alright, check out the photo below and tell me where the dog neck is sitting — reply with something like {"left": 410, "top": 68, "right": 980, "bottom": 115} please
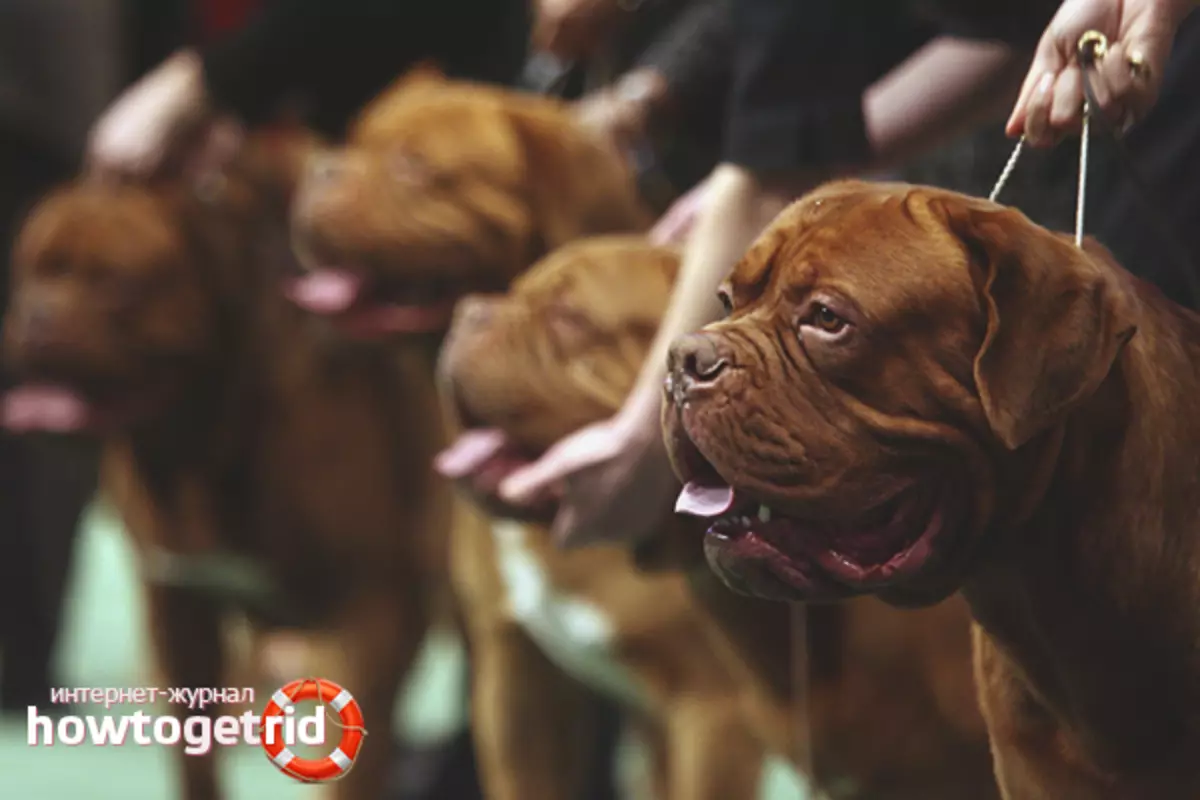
{"left": 118, "top": 223, "right": 289, "bottom": 538}
{"left": 962, "top": 290, "right": 1200, "bottom": 780}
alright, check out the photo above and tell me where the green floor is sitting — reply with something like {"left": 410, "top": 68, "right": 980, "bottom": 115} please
{"left": 0, "top": 505, "right": 808, "bottom": 800}
{"left": 0, "top": 502, "right": 468, "bottom": 799}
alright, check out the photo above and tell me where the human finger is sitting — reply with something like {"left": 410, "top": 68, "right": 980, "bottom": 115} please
{"left": 1007, "top": 33, "right": 1067, "bottom": 137}
{"left": 497, "top": 428, "right": 609, "bottom": 504}
{"left": 1098, "top": 39, "right": 1156, "bottom": 131}
{"left": 1022, "top": 71, "right": 1058, "bottom": 147}
{"left": 1049, "top": 64, "right": 1087, "bottom": 134}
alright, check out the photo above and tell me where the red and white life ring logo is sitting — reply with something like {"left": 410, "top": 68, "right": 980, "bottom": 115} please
{"left": 260, "top": 678, "right": 367, "bottom": 783}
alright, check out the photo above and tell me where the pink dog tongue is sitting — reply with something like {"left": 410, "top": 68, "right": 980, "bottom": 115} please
{"left": 675, "top": 481, "right": 737, "bottom": 518}
{"left": 2, "top": 385, "right": 91, "bottom": 432}
{"left": 285, "top": 269, "right": 364, "bottom": 314}
{"left": 434, "top": 428, "right": 511, "bottom": 478}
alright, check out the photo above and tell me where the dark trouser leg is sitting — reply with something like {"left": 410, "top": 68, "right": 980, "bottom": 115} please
{"left": 0, "top": 128, "right": 99, "bottom": 712}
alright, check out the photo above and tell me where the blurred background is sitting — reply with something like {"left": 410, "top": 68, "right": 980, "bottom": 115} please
{"left": 0, "top": 0, "right": 1120, "bottom": 797}
{"left": 0, "top": 497, "right": 472, "bottom": 798}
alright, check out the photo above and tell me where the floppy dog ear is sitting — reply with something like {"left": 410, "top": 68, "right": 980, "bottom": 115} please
{"left": 938, "top": 196, "right": 1137, "bottom": 450}
{"left": 399, "top": 60, "right": 446, "bottom": 85}
{"left": 347, "top": 63, "right": 446, "bottom": 145}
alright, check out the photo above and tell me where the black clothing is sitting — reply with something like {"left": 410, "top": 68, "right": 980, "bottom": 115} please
{"left": 1091, "top": 14, "right": 1200, "bottom": 308}
{"left": 722, "top": 0, "right": 1200, "bottom": 310}
{"left": 635, "top": 0, "right": 735, "bottom": 197}
{"left": 0, "top": 128, "right": 96, "bottom": 713}
{"left": 726, "top": 0, "right": 938, "bottom": 172}
{"left": 640, "top": 0, "right": 733, "bottom": 118}
{"left": 200, "top": 0, "right": 531, "bottom": 138}
{"left": 723, "top": 0, "right": 1060, "bottom": 172}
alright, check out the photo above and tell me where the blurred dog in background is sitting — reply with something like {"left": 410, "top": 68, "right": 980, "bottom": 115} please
{"left": 437, "top": 236, "right": 785, "bottom": 800}
{"left": 1, "top": 132, "right": 453, "bottom": 800}
{"left": 287, "top": 67, "right": 649, "bottom": 341}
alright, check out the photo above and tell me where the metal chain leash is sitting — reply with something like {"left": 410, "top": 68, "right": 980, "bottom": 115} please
{"left": 988, "top": 30, "right": 1200, "bottom": 309}
{"left": 989, "top": 30, "right": 1112, "bottom": 247}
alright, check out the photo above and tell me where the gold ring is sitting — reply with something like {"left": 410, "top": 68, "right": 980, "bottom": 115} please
{"left": 1078, "top": 30, "right": 1110, "bottom": 64}
{"left": 1127, "top": 51, "right": 1150, "bottom": 80}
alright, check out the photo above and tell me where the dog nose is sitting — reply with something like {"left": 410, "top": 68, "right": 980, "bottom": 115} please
{"left": 672, "top": 333, "right": 728, "bottom": 383}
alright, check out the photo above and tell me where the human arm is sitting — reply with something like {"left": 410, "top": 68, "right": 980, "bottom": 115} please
{"left": 88, "top": 0, "right": 527, "bottom": 175}
{"left": 634, "top": 0, "right": 734, "bottom": 124}
{"left": 648, "top": 0, "right": 1026, "bottom": 244}
{"left": 653, "top": 33, "right": 1028, "bottom": 242}
{"left": 534, "top": 0, "right": 634, "bottom": 63}
{"left": 574, "top": 0, "right": 733, "bottom": 154}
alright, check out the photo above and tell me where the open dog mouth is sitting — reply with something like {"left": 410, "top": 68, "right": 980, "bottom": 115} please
{"left": 434, "top": 427, "right": 530, "bottom": 490}
{"left": 433, "top": 425, "right": 559, "bottom": 523}
{"left": 0, "top": 381, "right": 153, "bottom": 435}
{"left": 283, "top": 266, "right": 463, "bottom": 336}
{"left": 671, "top": 428, "right": 952, "bottom": 599}
{"left": 2, "top": 383, "right": 95, "bottom": 433}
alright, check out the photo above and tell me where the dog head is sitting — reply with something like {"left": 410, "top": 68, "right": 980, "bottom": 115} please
{"left": 662, "top": 181, "right": 1137, "bottom": 603}
{"left": 1, "top": 154, "right": 281, "bottom": 434}
{"left": 435, "top": 235, "right": 681, "bottom": 546}
{"left": 287, "top": 69, "right": 648, "bottom": 340}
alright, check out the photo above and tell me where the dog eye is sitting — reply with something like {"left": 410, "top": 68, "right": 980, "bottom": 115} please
{"left": 389, "top": 151, "right": 432, "bottom": 184}
{"left": 38, "top": 256, "right": 71, "bottom": 279}
{"left": 808, "top": 304, "right": 847, "bottom": 334}
{"left": 546, "top": 304, "right": 596, "bottom": 340}
{"left": 716, "top": 289, "right": 733, "bottom": 316}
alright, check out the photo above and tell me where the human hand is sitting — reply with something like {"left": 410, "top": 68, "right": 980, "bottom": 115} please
{"left": 533, "top": 0, "right": 635, "bottom": 62}
{"left": 434, "top": 429, "right": 560, "bottom": 525}
{"left": 574, "top": 90, "right": 648, "bottom": 157}
{"left": 648, "top": 174, "right": 714, "bottom": 246}
{"left": 573, "top": 69, "right": 666, "bottom": 155}
{"left": 1007, "top": 0, "right": 1195, "bottom": 145}
{"left": 495, "top": 408, "right": 679, "bottom": 548}
{"left": 87, "top": 50, "right": 214, "bottom": 177}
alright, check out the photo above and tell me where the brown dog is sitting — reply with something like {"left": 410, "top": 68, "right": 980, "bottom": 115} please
{"left": 280, "top": 69, "right": 655, "bottom": 794}
{"left": 287, "top": 68, "right": 649, "bottom": 339}
{"left": 662, "top": 179, "right": 1200, "bottom": 798}
{"left": 665, "top": 539, "right": 996, "bottom": 799}
{"left": 2, "top": 143, "right": 453, "bottom": 800}
{"left": 436, "top": 236, "right": 789, "bottom": 800}
{"left": 437, "top": 234, "right": 995, "bottom": 799}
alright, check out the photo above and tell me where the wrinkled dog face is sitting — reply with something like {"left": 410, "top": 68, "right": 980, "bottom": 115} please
{"left": 663, "top": 181, "right": 1134, "bottom": 604}
{"left": 2, "top": 183, "right": 222, "bottom": 432}
{"left": 441, "top": 235, "right": 678, "bottom": 450}
{"left": 436, "top": 235, "right": 678, "bottom": 490}
{"left": 288, "top": 81, "right": 540, "bottom": 338}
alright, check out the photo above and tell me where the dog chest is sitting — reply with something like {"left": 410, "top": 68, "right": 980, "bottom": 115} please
{"left": 490, "top": 519, "right": 647, "bottom": 708}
